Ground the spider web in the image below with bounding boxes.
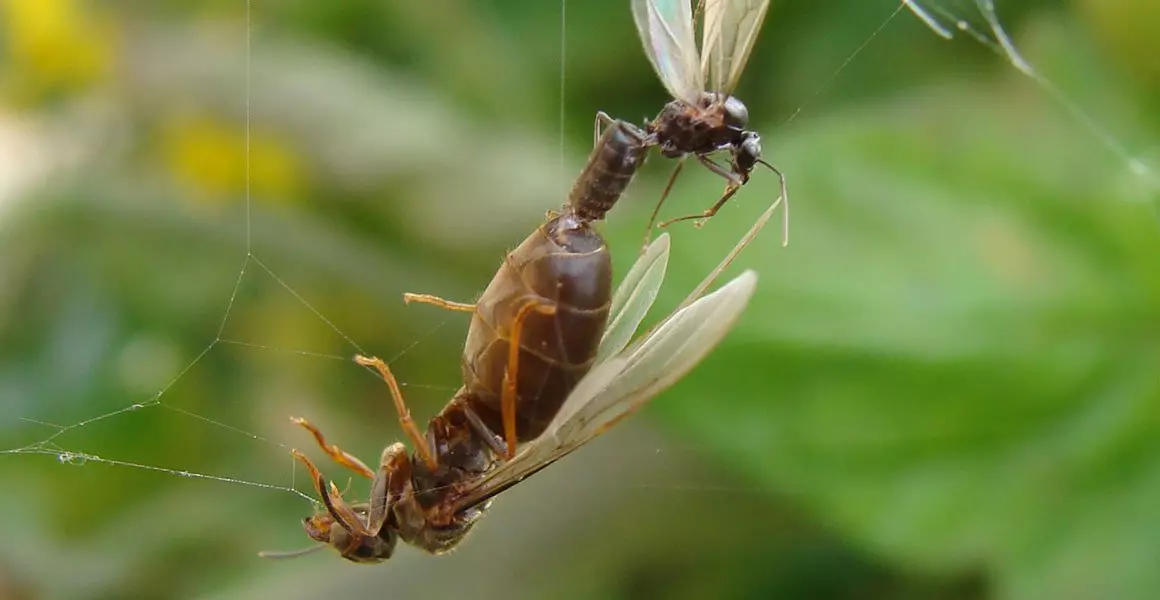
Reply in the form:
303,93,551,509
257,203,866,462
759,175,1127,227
1,0,1155,575
0,1,891,507
902,0,1159,205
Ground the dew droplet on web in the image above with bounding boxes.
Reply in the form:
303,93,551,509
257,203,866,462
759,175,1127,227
57,452,88,466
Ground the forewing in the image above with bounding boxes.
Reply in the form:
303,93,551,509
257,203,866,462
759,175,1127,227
554,269,758,443
597,234,671,363
447,357,631,511
632,0,704,104
450,270,757,512
700,0,771,93
677,181,783,311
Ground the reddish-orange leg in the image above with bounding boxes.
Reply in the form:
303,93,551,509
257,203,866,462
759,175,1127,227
293,450,369,541
501,299,557,459
403,292,476,312
364,443,411,538
353,355,438,470
289,416,375,479
292,443,411,561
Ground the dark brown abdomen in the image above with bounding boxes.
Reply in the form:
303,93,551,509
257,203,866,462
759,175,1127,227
460,211,612,441
569,121,648,222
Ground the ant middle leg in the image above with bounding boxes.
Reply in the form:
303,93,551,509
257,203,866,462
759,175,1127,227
353,355,438,470
365,443,412,536
460,403,509,459
642,155,688,250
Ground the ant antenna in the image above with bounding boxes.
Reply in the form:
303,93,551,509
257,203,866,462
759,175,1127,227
257,545,326,560
757,159,788,247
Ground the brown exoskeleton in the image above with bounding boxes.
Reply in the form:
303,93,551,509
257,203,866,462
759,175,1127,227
270,118,650,563
266,65,767,562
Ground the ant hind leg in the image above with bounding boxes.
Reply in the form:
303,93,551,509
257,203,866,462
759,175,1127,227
403,293,476,312
499,299,558,459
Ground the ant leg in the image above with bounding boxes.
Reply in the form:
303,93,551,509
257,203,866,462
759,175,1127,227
365,442,412,536
403,293,476,312
461,403,509,458
658,155,743,229
293,449,369,538
659,183,741,229
289,416,375,479
674,164,787,312
294,448,406,561
500,299,558,459
594,111,616,147
642,155,688,251
353,355,438,470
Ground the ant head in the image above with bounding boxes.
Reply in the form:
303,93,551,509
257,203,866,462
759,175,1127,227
303,510,398,564
735,131,762,174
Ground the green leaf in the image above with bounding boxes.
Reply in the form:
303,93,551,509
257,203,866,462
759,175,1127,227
630,17,1160,600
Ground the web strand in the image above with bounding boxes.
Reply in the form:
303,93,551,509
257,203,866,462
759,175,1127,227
0,0,376,508
781,2,908,128
902,0,1160,204
560,0,568,175
8,0,1154,519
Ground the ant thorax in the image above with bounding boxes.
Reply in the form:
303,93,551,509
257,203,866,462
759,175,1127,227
650,92,750,158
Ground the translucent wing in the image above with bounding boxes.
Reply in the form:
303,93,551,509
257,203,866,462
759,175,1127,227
677,176,784,311
700,0,771,94
597,233,670,363
632,0,704,104
554,269,757,441
451,270,757,511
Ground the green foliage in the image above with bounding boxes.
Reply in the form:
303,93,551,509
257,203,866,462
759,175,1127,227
1,1,1158,599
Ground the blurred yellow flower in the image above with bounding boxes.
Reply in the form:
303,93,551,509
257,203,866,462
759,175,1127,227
162,114,305,204
1,0,115,103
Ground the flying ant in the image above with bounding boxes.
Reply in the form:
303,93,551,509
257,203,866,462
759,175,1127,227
612,0,788,246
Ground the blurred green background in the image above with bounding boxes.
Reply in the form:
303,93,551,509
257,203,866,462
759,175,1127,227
2,0,1159,598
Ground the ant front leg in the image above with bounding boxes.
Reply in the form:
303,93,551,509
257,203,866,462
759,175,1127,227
658,154,743,229
365,443,412,537
500,299,558,459
289,416,375,479
294,449,372,545
353,355,438,470
294,445,410,562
